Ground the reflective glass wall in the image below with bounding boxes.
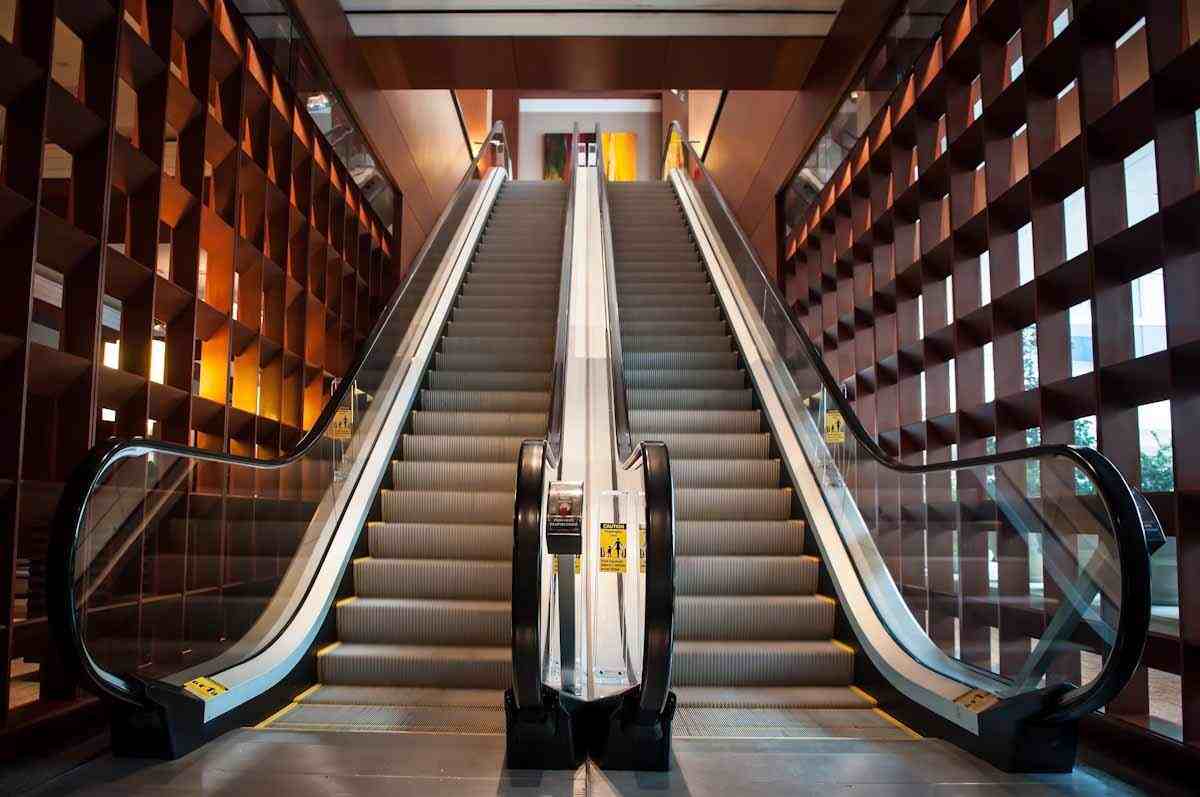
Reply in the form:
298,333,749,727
232,0,396,229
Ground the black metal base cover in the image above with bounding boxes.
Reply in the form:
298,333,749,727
504,687,586,770
589,688,676,772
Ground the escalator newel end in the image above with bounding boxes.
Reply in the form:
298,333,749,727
503,687,585,770
591,688,676,772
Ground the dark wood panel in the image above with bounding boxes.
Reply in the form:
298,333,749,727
367,38,518,88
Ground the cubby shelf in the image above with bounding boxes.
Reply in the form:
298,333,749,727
0,0,401,727
780,0,1200,742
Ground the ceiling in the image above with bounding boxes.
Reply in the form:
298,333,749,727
340,1,846,89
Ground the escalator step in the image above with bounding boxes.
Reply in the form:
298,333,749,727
390,461,518,491
318,642,511,689
380,489,515,524
402,434,526,462
419,389,550,412
676,555,819,596
628,388,753,410
672,640,854,687
676,520,805,556
676,488,793,521
631,408,761,433
673,459,780,488
354,558,511,600
411,411,546,436
337,597,510,645
368,522,511,561
676,595,836,641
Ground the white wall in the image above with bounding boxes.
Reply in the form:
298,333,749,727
518,110,662,182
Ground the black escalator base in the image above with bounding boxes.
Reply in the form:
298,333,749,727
590,688,677,772
503,687,586,770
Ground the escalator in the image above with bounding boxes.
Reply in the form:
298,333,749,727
595,124,1164,772
607,180,868,712
264,181,569,731
45,123,575,756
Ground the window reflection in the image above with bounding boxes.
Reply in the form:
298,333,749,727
231,1,395,230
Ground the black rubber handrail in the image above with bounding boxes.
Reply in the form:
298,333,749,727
48,122,513,709
510,126,579,712
597,124,676,722
661,119,1159,724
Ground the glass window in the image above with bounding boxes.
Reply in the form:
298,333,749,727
1116,18,1147,49
1064,187,1088,260
919,370,927,419
1069,300,1094,376
1021,325,1039,390
1053,5,1072,38
1138,400,1174,491
1026,427,1041,498
983,341,995,402
1132,269,1167,357
944,275,953,324
917,294,925,338
949,359,957,413
1074,415,1097,494
1124,142,1159,227
980,251,991,305
1018,223,1034,284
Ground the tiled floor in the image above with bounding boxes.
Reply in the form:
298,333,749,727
23,727,1149,796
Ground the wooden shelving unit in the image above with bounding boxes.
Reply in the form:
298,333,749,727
780,0,1200,744
0,0,401,727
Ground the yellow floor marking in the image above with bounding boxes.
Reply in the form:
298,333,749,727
817,594,837,604
293,683,322,703
255,701,300,729
316,641,342,657
873,707,921,739
832,639,856,654
848,685,878,707
335,596,358,607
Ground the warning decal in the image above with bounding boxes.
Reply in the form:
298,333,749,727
183,676,228,701
599,523,628,573
329,407,354,441
825,409,845,444
638,525,646,574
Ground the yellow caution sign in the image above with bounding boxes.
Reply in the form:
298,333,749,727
825,409,845,444
552,556,581,574
183,676,228,701
599,523,628,573
639,525,647,574
329,406,354,440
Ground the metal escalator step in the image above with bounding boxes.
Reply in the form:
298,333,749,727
621,322,725,337
469,259,562,271
616,271,708,284
453,308,557,324
623,335,731,353
626,351,737,370
380,489,514,524
402,435,526,463
677,555,819,595
628,388,753,410
411,411,547,436
466,273,560,287
298,685,504,707
390,461,518,491
337,597,510,645
672,640,854,687
426,371,551,391
458,285,560,301
435,352,553,371
625,368,744,389
617,283,712,297
676,488,793,521
318,642,511,689
677,521,805,556
439,335,555,353
630,409,760,433
673,459,780,488
637,432,769,459
457,295,561,310
445,321,556,338
620,307,720,323
420,390,550,412
618,293,715,309
353,558,511,600
674,686,875,709
676,595,836,641
369,522,510,560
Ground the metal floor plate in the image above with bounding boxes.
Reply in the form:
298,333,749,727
265,703,505,734
673,707,916,740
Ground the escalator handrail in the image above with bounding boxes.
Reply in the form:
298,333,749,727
511,126,579,711
660,119,1156,724
48,121,512,708
597,125,676,721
